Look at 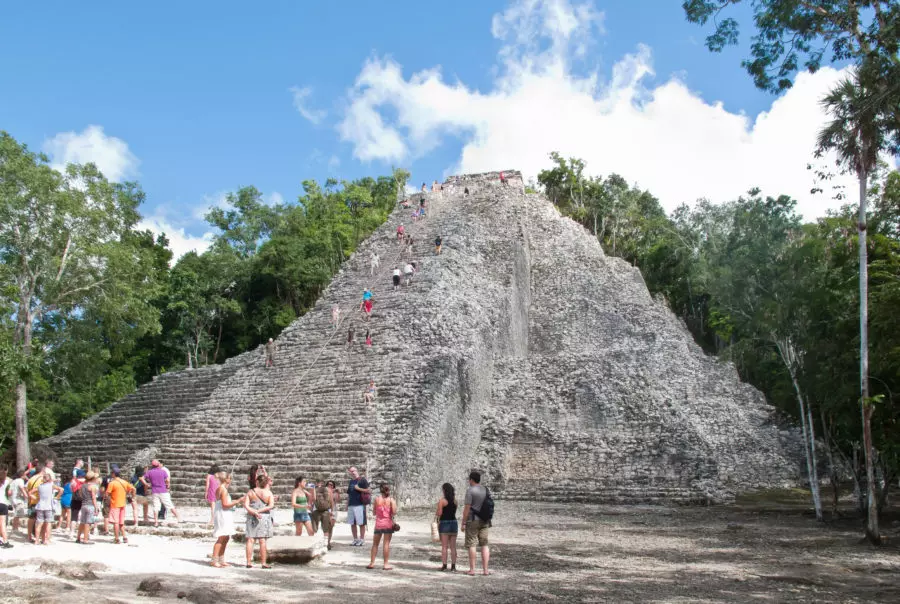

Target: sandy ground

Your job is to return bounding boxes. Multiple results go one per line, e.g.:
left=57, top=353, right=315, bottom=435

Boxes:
left=1, top=501, right=899, bottom=603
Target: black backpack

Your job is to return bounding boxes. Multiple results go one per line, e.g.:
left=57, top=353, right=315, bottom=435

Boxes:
left=474, top=487, right=494, bottom=523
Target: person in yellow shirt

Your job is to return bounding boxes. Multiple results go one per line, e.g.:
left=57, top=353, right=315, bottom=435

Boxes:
left=25, top=468, right=45, bottom=543
left=105, top=466, right=136, bottom=544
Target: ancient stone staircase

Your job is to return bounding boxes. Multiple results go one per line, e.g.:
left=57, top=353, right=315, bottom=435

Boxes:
left=42, top=358, right=250, bottom=471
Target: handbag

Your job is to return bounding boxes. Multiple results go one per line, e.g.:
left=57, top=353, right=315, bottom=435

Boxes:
left=392, top=522, right=401, bottom=532
left=430, top=520, right=440, bottom=542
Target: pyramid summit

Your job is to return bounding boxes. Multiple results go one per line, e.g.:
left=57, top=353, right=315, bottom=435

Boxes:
left=43, top=170, right=801, bottom=503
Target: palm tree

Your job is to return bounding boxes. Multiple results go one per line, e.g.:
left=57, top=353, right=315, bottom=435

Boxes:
left=816, top=73, right=893, bottom=544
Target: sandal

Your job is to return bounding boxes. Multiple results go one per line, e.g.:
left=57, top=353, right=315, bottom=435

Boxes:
left=261, top=564, right=272, bottom=569
left=122, top=537, right=128, bottom=544
left=383, top=566, right=394, bottom=571
left=245, top=564, right=253, bottom=568
left=366, top=564, right=375, bottom=569
left=113, top=539, right=120, bottom=544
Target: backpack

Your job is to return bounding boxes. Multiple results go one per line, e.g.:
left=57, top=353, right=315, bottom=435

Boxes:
left=360, top=491, right=371, bottom=505
left=315, top=486, right=331, bottom=511
left=474, top=487, right=494, bottom=523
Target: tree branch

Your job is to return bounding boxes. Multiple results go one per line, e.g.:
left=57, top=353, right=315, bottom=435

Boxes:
left=55, top=234, right=72, bottom=282
left=56, top=277, right=111, bottom=301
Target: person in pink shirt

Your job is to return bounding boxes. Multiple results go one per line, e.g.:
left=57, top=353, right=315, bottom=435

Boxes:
left=367, top=483, right=398, bottom=570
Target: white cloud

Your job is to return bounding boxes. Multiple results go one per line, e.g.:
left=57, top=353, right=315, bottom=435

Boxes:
left=138, top=215, right=213, bottom=262
left=338, top=0, right=895, bottom=219
left=266, top=191, right=284, bottom=206
left=289, top=86, right=327, bottom=125
left=43, top=125, right=139, bottom=182
left=192, top=192, right=230, bottom=221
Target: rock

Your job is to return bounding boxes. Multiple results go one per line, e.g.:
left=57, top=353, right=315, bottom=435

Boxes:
left=40, top=561, right=102, bottom=581
left=261, top=535, right=327, bottom=564
left=137, top=577, right=166, bottom=596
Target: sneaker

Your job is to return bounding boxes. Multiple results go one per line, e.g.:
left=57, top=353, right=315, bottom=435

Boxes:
left=0, top=542, right=13, bottom=549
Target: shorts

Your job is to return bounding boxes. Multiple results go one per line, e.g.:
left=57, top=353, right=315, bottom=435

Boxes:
left=392, top=275, right=400, bottom=286
left=0, top=503, right=8, bottom=516
left=15, top=502, right=28, bottom=518
left=435, top=245, right=442, bottom=253
left=71, top=499, right=82, bottom=516
left=108, top=507, right=126, bottom=525
left=310, top=509, right=332, bottom=533
left=78, top=505, right=97, bottom=525
left=347, top=505, right=366, bottom=526
left=438, top=519, right=458, bottom=535
left=34, top=508, right=54, bottom=523
left=374, top=528, right=394, bottom=535
left=135, top=495, right=149, bottom=506
left=464, top=518, right=489, bottom=548
left=151, top=492, right=175, bottom=513
left=293, top=510, right=311, bottom=523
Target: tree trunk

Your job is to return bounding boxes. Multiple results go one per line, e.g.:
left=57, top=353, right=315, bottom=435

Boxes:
left=14, top=301, right=33, bottom=468
left=857, top=170, right=879, bottom=543
left=15, top=381, right=29, bottom=466
left=776, top=338, right=823, bottom=520
left=820, top=409, right=840, bottom=518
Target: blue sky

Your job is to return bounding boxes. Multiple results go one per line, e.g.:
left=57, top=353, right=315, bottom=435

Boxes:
left=0, top=1, right=868, bottom=257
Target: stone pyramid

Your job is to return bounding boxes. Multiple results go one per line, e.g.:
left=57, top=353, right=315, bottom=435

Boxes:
left=43, top=171, right=801, bottom=504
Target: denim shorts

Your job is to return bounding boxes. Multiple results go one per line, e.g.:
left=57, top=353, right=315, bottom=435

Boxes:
left=438, top=519, right=459, bottom=535
left=293, top=510, right=311, bottom=523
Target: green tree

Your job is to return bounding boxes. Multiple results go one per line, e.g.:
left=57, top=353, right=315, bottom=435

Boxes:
left=683, top=0, right=900, bottom=102
left=0, top=132, right=161, bottom=465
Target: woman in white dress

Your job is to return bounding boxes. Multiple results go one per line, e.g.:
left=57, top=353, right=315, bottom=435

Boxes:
left=211, top=472, right=244, bottom=568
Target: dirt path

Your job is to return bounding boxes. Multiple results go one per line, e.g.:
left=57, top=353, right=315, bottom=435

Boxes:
left=1, top=502, right=898, bottom=603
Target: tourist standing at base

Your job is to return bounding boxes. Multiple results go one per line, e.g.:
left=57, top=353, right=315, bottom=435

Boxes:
left=326, top=480, right=340, bottom=543
left=205, top=465, right=220, bottom=526
left=367, top=483, right=397, bottom=570
left=145, top=459, right=181, bottom=526
left=435, top=482, right=459, bottom=571
left=462, top=471, right=491, bottom=576
left=10, top=468, right=27, bottom=535
left=57, top=474, right=73, bottom=533
left=347, top=466, right=370, bottom=546
left=76, top=471, right=100, bottom=544
left=244, top=474, right=274, bottom=568
left=0, top=466, right=12, bottom=548
left=69, top=469, right=86, bottom=532
left=311, top=480, right=334, bottom=549
left=132, top=467, right=149, bottom=525
left=211, top=472, right=244, bottom=568
left=106, top=466, right=135, bottom=544
left=292, top=476, right=314, bottom=536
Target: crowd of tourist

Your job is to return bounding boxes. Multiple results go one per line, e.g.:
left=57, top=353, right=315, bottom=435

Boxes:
left=1, top=458, right=494, bottom=575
